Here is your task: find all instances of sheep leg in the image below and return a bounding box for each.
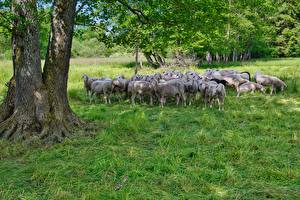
[108,93,111,104]
[131,93,136,105]
[235,84,239,93]
[176,95,180,106]
[103,94,108,104]
[182,93,187,107]
[150,96,153,106]
[160,97,164,108]
[221,99,224,111]
[217,98,221,111]
[209,97,213,108]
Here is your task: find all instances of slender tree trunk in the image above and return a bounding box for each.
[134,45,139,74]
[0,0,81,144]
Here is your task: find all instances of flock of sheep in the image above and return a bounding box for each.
[82,69,286,110]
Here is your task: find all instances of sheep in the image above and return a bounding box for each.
[222,74,249,92]
[128,81,155,105]
[204,83,226,111]
[162,70,183,80]
[153,79,186,108]
[240,72,251,80]
[237,82,265,97]
[183,79,199,105]
[112,76,130,101]
[153,72,162,80]
[199,80,218,104]
[254,71,286,95]
[82,74,111,97]
[90,80,113,104]
[82,74,99,97]
[209,78,229,86]
[185,71,202,80]
[204,69,250,81]
[131,74,143,81]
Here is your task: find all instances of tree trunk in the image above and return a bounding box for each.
[134,45,140,74]
[0,0,44,141]
[174,51,187,67]
[144,51,160,68]
[40,0,81,143]
[0,0,81,144]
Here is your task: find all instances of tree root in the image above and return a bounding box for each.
[0,112,37,142]
[39,120,72,144]
[0,111,83,145]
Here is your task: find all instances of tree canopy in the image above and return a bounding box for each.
[1,0,300,62]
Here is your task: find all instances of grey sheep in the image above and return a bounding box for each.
[222,74,249,92]
[183,80,199,105]
[82,74,111,97]
[237,82,265,97]
[204,83,226,111]
[90,80,113,104]
[153,79,186,108]
[254,71,286,95]
[128,81,155,105]
[112,76,129,101]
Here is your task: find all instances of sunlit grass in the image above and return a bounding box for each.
[0,57,300,199]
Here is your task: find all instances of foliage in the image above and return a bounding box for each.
[1,0,300,62]
[0,58,300,199]
[83,0,300,62]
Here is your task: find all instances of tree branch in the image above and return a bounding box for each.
[117,0,149,24]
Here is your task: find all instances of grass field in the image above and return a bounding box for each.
[0,57,300,199]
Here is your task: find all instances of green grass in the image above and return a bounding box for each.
[0,58,300,199]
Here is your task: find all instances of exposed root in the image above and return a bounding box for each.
[38,119,75,145]
[0,112,38,142]
[0,111,81,145]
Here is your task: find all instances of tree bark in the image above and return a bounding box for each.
[0,0,44,141]
[40,0,81,143]
[0,0,81,144]
[144,51,160,68]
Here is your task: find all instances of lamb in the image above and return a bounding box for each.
[154,79,186,108]
[90,80,113,104]
[128,81,155,105]
[204,83,226,111]
[254,71,286,95]
[237,82,265,97]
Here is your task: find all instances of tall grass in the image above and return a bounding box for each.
[0,57,300,199]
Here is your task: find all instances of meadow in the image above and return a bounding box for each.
[0,57,300,199]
